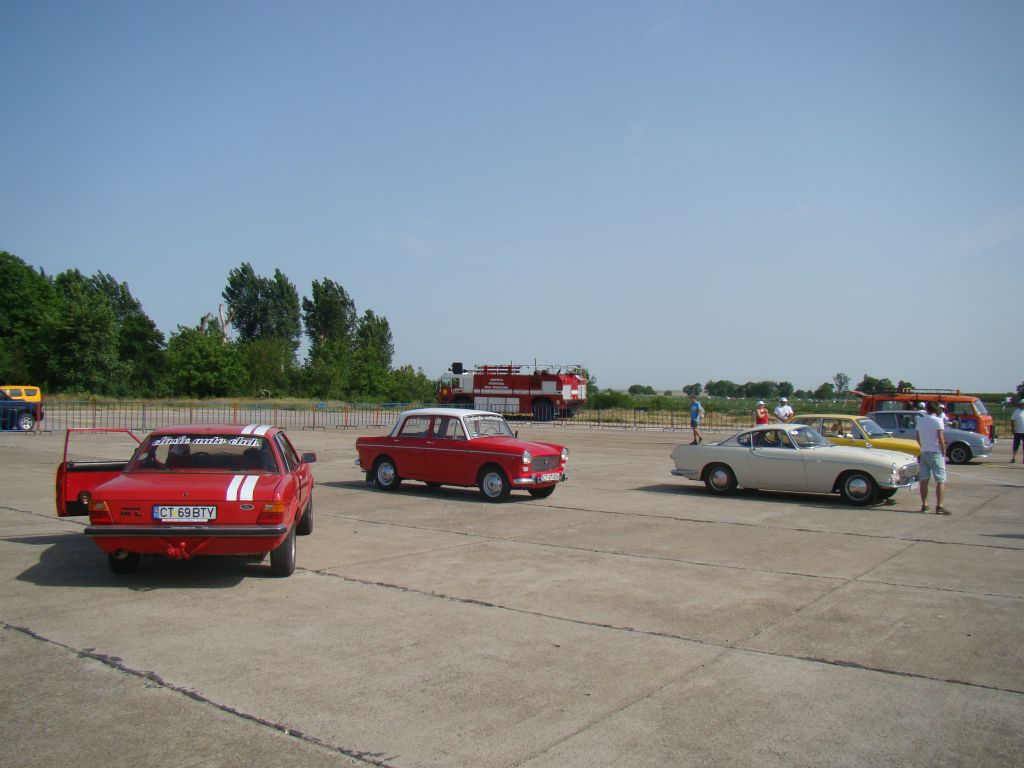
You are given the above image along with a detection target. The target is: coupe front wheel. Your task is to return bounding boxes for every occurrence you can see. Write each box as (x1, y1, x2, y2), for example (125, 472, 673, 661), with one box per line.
(839, 472, 879, 506)
(704, 463, 737, 495)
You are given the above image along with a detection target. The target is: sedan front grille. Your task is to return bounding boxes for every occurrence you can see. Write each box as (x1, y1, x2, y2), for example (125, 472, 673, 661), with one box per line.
(531, 455, 559, 472)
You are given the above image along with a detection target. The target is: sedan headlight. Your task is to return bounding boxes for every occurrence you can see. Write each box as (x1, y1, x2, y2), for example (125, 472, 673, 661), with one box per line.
(521, 450, 532, 465)
(561, 447, 569, 463)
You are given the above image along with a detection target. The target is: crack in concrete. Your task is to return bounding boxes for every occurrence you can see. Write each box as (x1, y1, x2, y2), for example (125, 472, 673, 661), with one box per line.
(1, 622, 400, 768)
(306, 570, 1024, 697)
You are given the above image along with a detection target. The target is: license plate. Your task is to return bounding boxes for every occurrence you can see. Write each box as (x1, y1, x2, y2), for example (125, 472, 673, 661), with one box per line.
(540, 473, 561, 482)
(153, 505, 217, 522)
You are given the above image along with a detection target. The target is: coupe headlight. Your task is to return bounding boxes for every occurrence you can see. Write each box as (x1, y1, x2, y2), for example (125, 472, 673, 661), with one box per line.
(521, 450, 532, 465)
(561, 447, 569, 463)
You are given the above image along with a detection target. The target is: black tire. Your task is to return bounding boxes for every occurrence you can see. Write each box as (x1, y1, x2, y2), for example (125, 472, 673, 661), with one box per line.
(270, 525, 296, 577)
(703, 463, 737, 495)
(296, 498, 313, 536)
(839, 471, 879, 506)
(16, 412, 35, 431)
(532, 400, 554, 422)
(878, 488, 897, 500)
(373, 457, 401, 491)
(478, 466, 511, 501)
(947, 443, 971, 465)
(108, 551, 141, 575)
(528, 485, 556, 499)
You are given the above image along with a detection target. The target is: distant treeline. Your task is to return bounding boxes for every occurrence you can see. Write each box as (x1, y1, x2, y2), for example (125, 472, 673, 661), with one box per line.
(0, 251, 436, 401)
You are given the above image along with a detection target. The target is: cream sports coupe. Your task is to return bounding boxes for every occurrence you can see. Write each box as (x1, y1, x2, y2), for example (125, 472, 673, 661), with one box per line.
(671, 423, 919, 506)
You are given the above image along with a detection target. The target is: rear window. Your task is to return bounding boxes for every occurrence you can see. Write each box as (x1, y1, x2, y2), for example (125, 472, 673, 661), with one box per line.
(126, 435, 279, 473)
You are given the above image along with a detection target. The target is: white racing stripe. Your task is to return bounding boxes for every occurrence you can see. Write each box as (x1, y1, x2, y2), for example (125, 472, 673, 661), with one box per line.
(226, 475, 243, 501)
(240, 475, 259, 501)
(241, 424, 272, 436)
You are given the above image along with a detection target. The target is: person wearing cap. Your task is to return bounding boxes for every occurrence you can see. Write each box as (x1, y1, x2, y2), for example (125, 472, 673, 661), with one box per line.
(1011, 399, 1024, 463)
(915, 402, 949, 514)
(936, 402, 951, 427)
(773, 397, 794, 422)
(754, 400, 770, 425)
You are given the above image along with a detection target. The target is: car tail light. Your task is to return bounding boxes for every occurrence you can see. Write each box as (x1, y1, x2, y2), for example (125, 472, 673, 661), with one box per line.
(257, 502, 287, 525)
(89, 500, 113, 523)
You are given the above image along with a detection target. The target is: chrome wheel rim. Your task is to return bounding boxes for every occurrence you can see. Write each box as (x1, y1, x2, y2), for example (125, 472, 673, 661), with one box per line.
(482, 472, 504, 497)
(709, 468, 731, 491)
(845, 475, 871, 500)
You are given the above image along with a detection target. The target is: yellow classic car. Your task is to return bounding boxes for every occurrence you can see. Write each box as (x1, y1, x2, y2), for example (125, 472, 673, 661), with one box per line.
(790, 414, 920, 456)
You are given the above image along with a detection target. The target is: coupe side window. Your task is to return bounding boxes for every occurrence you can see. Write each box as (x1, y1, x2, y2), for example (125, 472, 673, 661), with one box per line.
(398, 416, 431, 437)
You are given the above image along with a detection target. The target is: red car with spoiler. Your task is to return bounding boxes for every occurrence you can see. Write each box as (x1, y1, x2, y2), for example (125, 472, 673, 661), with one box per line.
(56, 425, 316, 577)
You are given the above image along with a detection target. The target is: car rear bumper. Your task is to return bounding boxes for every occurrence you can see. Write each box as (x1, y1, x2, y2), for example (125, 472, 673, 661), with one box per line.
(85, 525, 288, 538)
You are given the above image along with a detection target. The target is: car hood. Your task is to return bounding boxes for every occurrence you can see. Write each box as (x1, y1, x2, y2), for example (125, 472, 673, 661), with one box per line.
(96, 472, 283, 502)
(477, 437, 564, 455)
(803, 444, 917, 464)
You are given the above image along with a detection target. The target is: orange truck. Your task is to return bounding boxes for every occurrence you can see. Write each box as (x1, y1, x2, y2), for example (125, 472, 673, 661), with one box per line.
(854, 388, 995, 439)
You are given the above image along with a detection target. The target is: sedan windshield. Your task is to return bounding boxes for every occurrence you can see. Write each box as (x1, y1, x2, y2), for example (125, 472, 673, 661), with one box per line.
(856, 418, 890, 438)
(126, 435, 277, 473)
(789, 427, 832, 448)
(465, 415, 515, 438)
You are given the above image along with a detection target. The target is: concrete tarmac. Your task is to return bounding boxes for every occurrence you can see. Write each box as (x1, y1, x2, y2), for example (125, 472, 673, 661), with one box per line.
(2, 425, 1022, 767)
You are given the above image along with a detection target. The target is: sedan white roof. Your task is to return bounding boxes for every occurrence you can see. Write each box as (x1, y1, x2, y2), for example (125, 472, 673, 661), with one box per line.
(396, 407, 504, 420)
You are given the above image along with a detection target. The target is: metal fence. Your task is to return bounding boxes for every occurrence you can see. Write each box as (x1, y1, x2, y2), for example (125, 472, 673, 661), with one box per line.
(5, 399, 1015, 437)
(11, 400, 756, 434)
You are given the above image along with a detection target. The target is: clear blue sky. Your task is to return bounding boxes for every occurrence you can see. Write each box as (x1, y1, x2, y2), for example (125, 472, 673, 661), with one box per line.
(2, 1, 1020, 393)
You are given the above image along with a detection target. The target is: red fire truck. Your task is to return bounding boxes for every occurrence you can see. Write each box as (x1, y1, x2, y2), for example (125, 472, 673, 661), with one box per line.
(436, 362, 588, 421)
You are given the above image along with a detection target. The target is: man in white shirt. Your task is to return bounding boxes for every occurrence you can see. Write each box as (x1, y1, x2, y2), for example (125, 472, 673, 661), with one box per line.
(915, 402, 948, 514)
(1011, 399, 1024, 463)
(774, 397, 794, 422)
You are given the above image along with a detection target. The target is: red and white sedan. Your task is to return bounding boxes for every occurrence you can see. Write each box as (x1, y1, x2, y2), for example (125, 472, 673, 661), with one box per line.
(56, 424, 316, 576)
(355, 408, 568, 501)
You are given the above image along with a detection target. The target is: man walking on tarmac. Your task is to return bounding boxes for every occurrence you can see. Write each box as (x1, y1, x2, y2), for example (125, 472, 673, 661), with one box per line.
(915, 401, 949, 514)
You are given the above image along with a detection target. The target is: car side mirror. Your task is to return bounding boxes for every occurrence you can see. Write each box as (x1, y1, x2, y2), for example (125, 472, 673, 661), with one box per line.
(301, 452, 317, 464)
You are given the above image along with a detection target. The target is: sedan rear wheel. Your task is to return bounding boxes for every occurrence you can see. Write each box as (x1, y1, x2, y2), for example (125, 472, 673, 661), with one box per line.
(108, 551, 141, 575)
(374, 457, 401, 491)
(16, 412, 35, 431)
(839, 471, 879, 506)
(704, 463, 737, 494)
(269, 525, 296, 577)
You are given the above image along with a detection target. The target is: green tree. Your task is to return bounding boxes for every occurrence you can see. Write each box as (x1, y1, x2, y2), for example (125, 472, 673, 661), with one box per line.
(44, 270, 128, 393)
(222, 264, 301, 350)
(301, 278, 359, 398)
(164, 325, 247, 397)
(628, 384, 655, 395)
(386, 365, 436, 402)
(856, 375, 895, 394)
(814, 382, 836, 400)
(777, 381, 794, 398)
(0, 251, 56, 383)
(833, 372, 851, 394)
(742, 380, 777, 399)
(89, 272, 165, 394)
(682, 382, 703, 397)
(348, 310, 394, 397)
